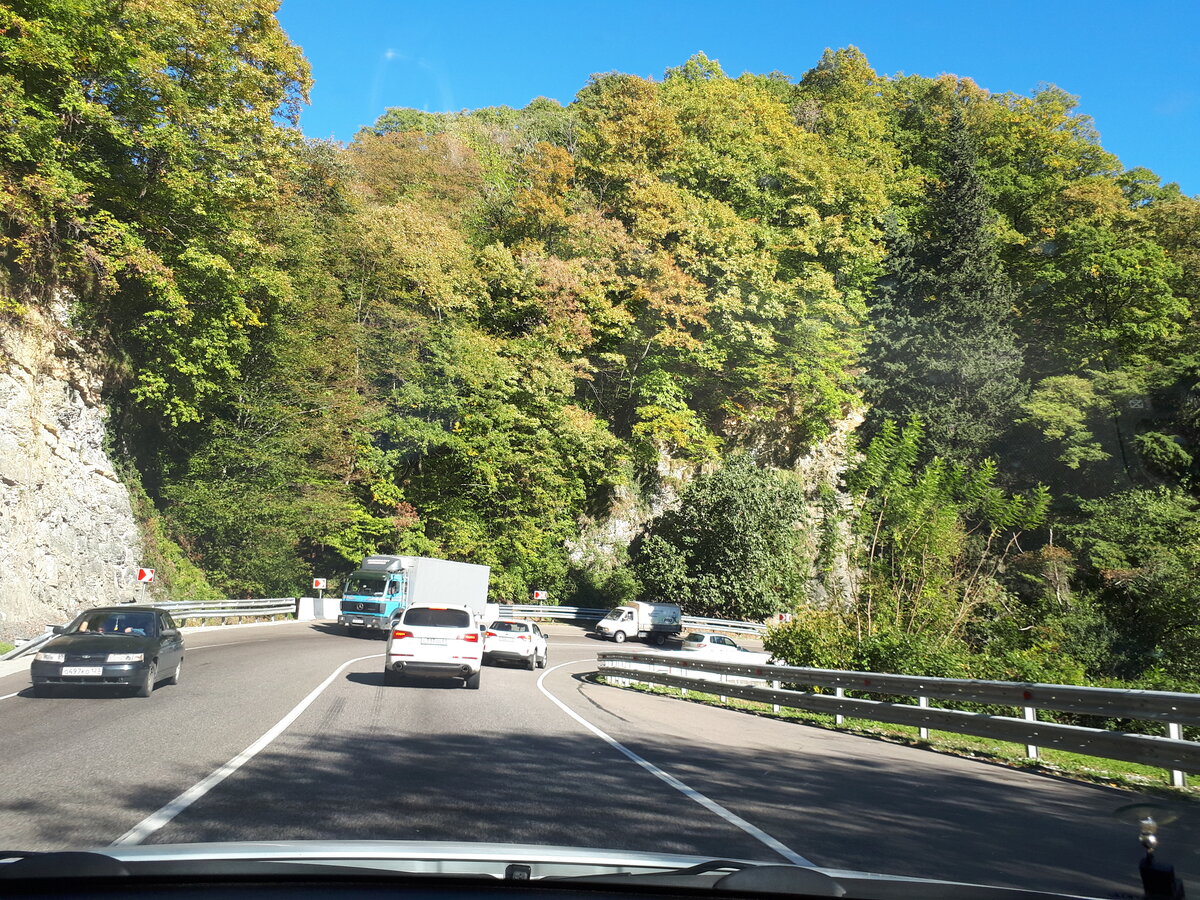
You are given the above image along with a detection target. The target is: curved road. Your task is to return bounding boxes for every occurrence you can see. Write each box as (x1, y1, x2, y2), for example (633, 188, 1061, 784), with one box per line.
(1, 620, 1195, 897)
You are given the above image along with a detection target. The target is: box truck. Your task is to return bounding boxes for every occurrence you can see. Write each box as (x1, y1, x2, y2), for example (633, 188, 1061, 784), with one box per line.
(337, 555, 493, 636)
(593, 600, 682, 644)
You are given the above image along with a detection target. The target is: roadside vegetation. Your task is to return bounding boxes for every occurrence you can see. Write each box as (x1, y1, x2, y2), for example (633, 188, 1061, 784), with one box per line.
(1, 3, 1197, 693)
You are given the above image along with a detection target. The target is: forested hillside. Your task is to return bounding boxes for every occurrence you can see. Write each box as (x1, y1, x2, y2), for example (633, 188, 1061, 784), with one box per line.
(2, 2, 1197, 688)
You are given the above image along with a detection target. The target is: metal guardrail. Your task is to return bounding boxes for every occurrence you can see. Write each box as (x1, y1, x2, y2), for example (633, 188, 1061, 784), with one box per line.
(497, 605, 768, 635)
(681, 615, 767, 636)
(597, 651, 1200, 781)
(156, 598, 298, 620)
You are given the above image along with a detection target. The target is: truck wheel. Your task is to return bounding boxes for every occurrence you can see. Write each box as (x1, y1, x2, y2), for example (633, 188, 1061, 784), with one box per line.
(653, 633, 667, 646)
(465, 671, 481, 690)
(613, 631, 626, 644)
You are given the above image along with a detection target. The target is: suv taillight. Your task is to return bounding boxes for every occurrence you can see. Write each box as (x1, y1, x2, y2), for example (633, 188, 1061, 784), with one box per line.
(463, 632, 480, 642)
(485, 631, 497, 638)
(391, 629, 413, 640)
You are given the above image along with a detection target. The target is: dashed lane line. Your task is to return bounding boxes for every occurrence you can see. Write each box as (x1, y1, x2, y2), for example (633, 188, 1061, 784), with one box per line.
(535, 658, 812, 867)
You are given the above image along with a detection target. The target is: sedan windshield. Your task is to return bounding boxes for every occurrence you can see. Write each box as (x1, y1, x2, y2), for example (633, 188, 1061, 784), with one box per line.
(71, 613, 156, 636)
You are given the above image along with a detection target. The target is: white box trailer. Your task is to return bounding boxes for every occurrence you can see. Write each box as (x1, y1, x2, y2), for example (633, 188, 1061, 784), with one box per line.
(406, 556, 494, 623)
(594, 600, 682, 645)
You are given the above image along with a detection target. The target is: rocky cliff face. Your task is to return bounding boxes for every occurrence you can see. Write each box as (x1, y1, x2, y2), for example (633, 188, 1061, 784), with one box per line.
(0, 299, 142, 640)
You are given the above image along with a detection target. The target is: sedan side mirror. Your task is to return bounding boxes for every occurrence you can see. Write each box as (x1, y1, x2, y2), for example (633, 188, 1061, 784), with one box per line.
(51, 625, 66, 634)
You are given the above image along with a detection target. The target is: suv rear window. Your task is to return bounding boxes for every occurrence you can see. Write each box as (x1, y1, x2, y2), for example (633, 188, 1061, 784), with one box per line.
(487, 621, 528, 632)
(404, 607, 471, 628)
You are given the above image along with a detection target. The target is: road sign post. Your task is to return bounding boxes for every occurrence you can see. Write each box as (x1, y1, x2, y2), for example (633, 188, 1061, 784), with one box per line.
(135, 567, 155, 603)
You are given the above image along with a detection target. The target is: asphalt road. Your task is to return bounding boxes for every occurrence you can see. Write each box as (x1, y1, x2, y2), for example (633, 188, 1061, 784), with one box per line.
(1, 619, 1196, 898)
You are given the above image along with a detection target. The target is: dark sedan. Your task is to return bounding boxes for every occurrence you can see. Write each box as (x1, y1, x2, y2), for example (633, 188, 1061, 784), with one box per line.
(29, 606, 185, 698)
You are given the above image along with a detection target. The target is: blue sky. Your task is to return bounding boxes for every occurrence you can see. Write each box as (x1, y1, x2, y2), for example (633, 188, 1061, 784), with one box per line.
(276, 0, 1199, 196)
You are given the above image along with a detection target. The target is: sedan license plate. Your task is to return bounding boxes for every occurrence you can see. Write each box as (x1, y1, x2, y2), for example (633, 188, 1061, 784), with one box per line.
(62, 666, 103, 676)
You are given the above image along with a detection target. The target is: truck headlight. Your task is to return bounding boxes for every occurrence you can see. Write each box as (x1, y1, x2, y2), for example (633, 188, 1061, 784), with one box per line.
(106, 652, 144, 663)
(35, 652, 65, 663)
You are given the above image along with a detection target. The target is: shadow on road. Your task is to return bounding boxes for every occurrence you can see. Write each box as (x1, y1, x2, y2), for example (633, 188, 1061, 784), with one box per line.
(345, 671, 465, 690)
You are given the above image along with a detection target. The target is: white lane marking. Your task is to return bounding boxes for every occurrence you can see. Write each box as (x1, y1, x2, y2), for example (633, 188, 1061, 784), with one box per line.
(0, 691, 19, 702)
(112, 652, 384, 845)
(536, 659, 812, 867)
(187, 639, 269, 651)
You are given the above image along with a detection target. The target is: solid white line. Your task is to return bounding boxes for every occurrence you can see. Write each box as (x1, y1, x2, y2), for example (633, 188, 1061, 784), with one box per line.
(0, 691, 18, 702)
(536, 659, 812, 867)
(187, 639, 269, 651)
(112, 652, 383, 845)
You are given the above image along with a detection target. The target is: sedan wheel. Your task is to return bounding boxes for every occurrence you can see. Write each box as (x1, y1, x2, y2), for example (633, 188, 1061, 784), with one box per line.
(136, 661, 157, 698)
(165, 658, 182, 686)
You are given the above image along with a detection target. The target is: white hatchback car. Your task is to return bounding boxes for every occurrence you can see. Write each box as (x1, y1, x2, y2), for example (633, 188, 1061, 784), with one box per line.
(680, 632, 771, 663)
(483, 619, 548, 670)
(384, 604, 483, 688)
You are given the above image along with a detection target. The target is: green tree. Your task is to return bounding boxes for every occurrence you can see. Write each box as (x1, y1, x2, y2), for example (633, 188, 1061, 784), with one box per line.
(630, 455, 810, 619)
(864, 108, 1025, 462)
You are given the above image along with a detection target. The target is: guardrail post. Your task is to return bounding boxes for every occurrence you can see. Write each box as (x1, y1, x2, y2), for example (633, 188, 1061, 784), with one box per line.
(1168, 723, 1186, 787)
(918, 696, 929, 740)
(835, 686, 845, 725)
(719, 671, 727, 704)
(772, 681, 780, 713)
(1024, 706, 1039, 760)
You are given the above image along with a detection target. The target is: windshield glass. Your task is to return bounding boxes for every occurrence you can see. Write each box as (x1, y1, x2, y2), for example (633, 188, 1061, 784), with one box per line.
(487, 621, 528, 632)
(404, 608, 471, 628)
(1, 3, 1196, 898)
(343, 576, 386, 597)
(68, 612, 156, 636)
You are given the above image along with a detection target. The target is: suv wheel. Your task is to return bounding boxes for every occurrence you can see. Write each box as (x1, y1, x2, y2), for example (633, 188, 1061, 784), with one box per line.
(464, 670, 481, 690)
(383, 668, 401, 686)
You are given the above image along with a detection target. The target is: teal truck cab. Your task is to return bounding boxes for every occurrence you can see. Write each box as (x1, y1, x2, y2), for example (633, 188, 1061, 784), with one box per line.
(337, 554, 492, 635)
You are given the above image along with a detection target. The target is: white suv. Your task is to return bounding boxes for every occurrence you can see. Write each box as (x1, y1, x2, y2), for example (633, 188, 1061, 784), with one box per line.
(384, 604, 482, 689)
(483, 619, 548, 670)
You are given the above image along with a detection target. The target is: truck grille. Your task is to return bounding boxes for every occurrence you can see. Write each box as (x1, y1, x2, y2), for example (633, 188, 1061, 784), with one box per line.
(341, 600, 384, 615)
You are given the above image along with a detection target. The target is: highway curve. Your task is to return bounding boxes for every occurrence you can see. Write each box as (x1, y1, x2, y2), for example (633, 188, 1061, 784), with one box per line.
(1, 620, 1195, 897)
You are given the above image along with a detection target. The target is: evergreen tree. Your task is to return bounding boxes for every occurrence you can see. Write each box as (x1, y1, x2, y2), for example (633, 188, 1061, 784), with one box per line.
(864, 108, 1025, 462)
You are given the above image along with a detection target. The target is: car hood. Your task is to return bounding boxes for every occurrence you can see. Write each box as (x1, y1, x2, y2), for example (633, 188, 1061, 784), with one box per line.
(0, 841, 1104, 899)
(45, 633, 156, 655)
